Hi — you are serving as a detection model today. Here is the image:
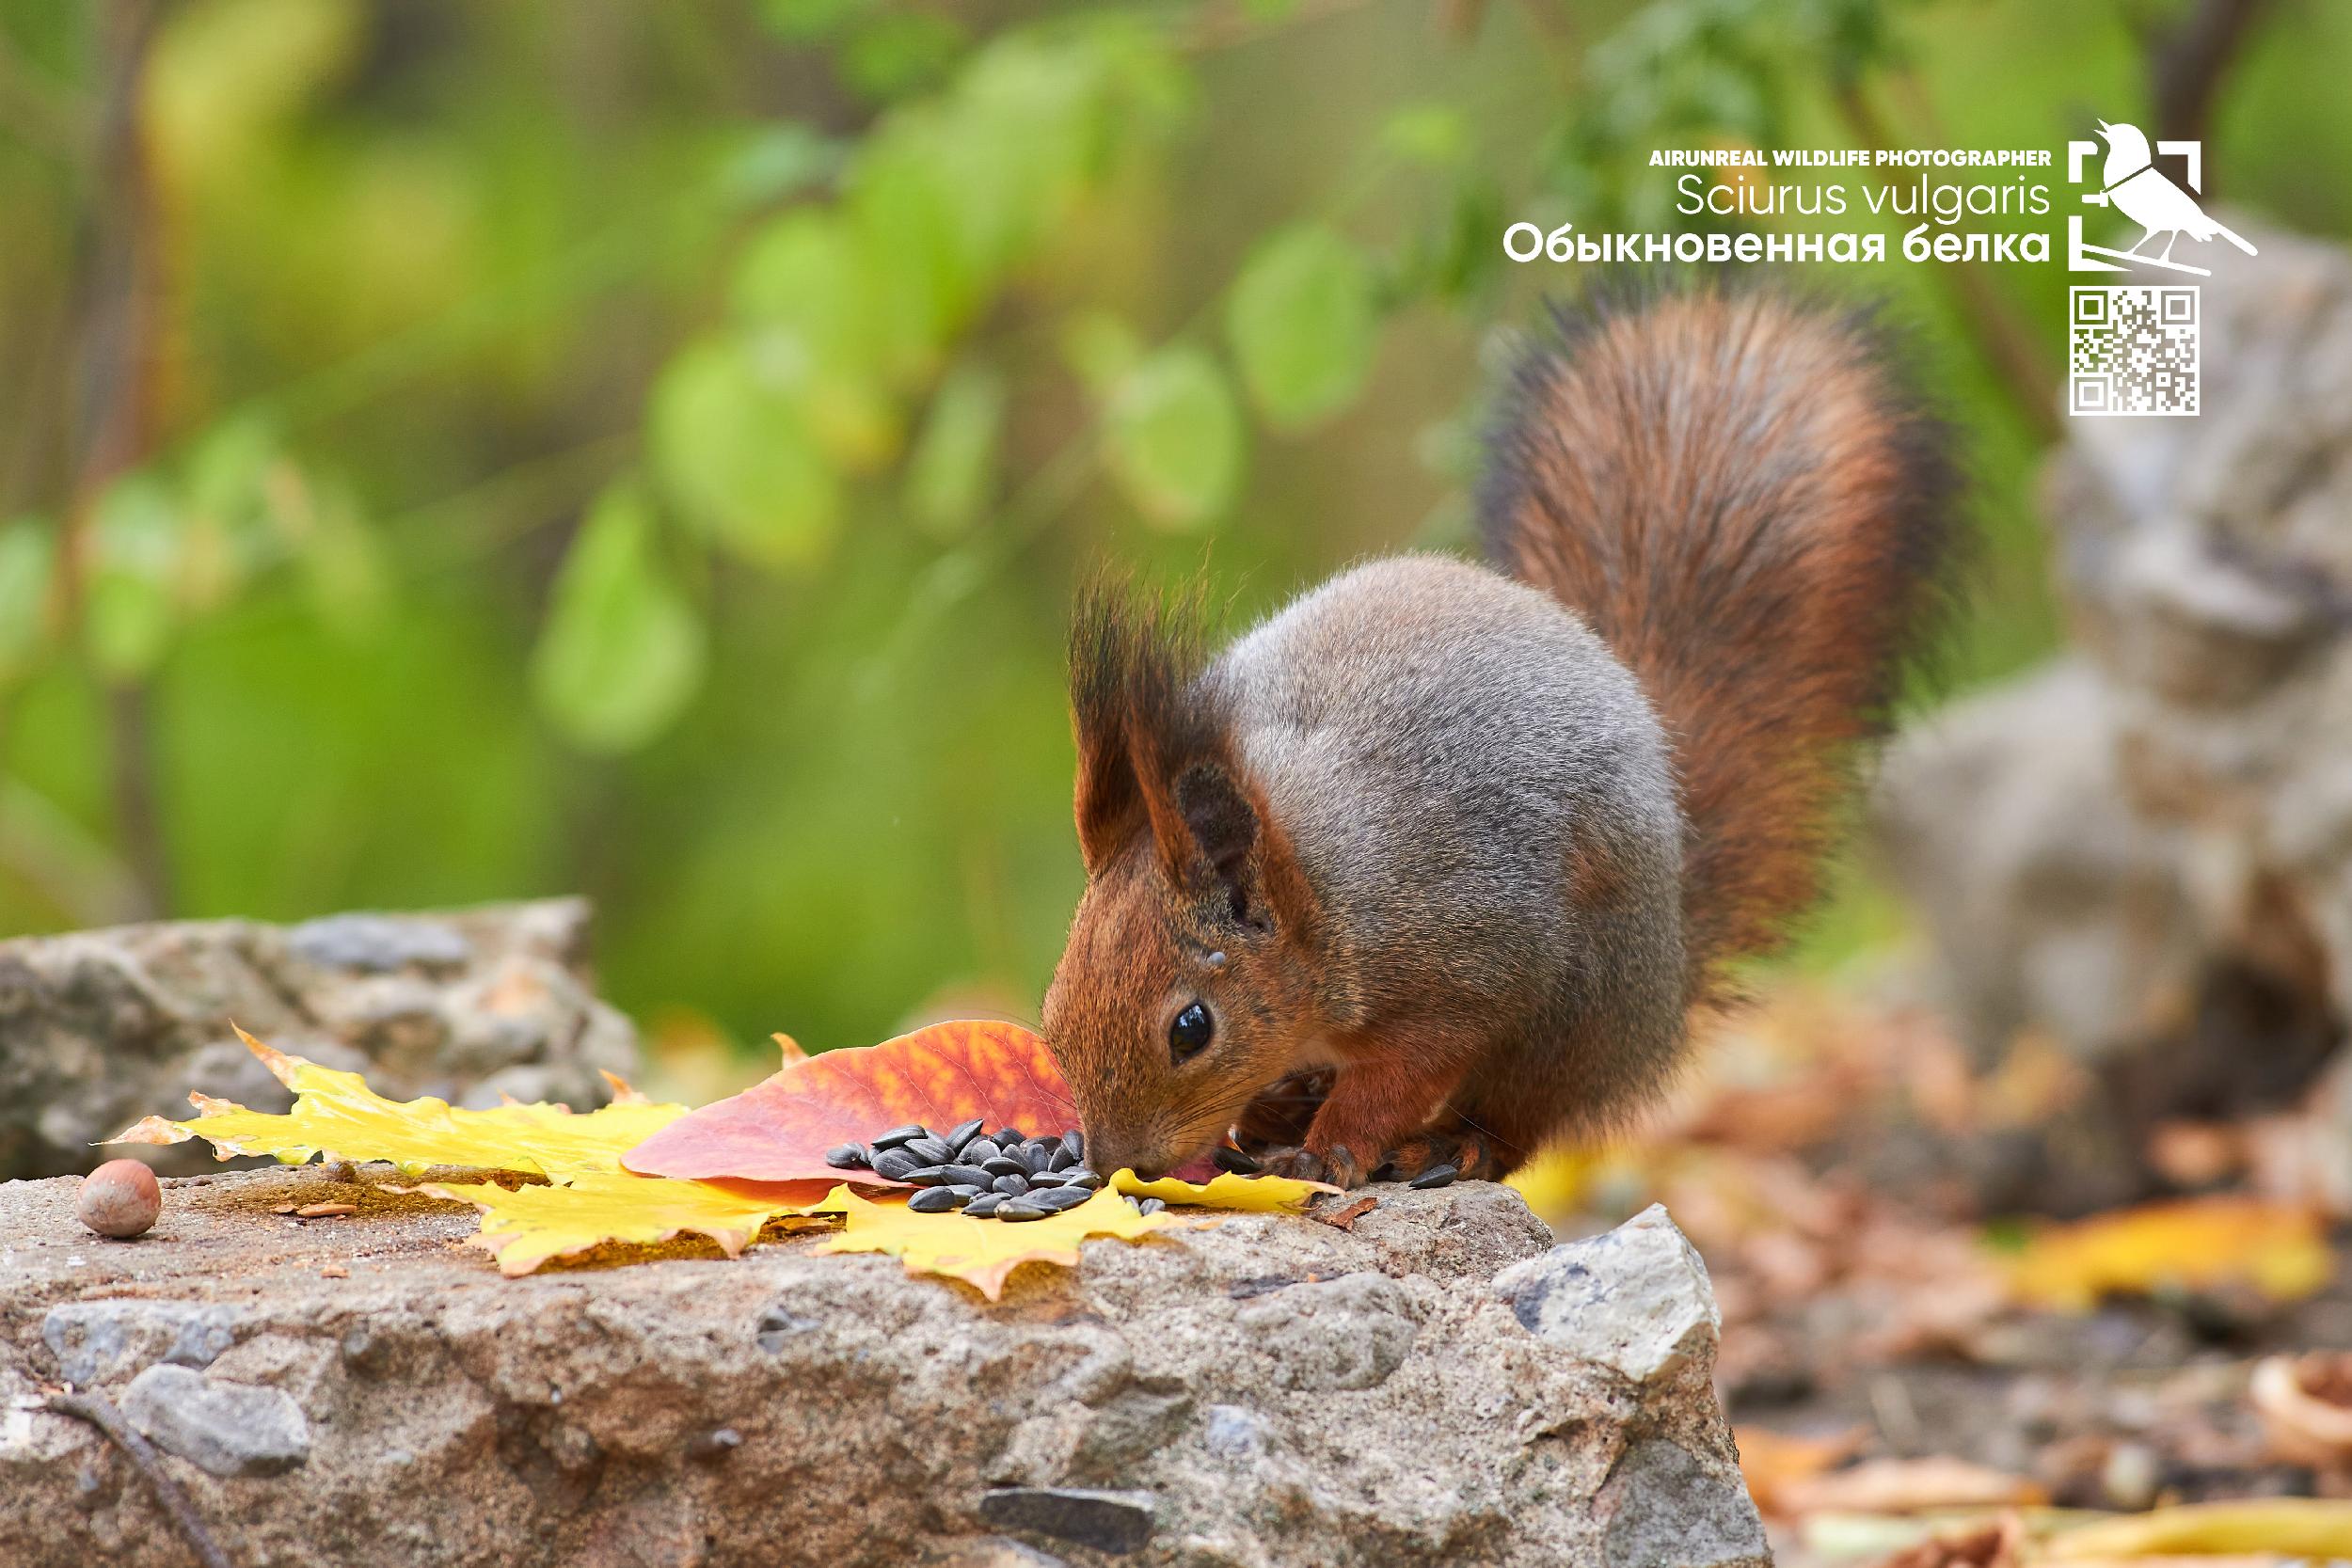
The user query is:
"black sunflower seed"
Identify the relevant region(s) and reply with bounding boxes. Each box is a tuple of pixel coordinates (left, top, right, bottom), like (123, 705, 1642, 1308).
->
(995, 1198, 1051, 1222)
(939, 1164, 993, 1188)
(1136, 1196, 1168, 1215)
(994, 1128, 1025, 1148)
(909, 1186, 970, 1212)
(1407, 1163, 1459, 1190)
(1060, 1168, 1103, 1191)
(910, 1164, 965, 1186)
(944, 1117, 985, 1152)
(993, 1173, 1030, 1197)
(905, 1136, 955, 1166)
(1020, 1143, 1055, 1175)
(1025, 1171, 1064, 1189)
(962, 1137, 1001, 1164)
(963, 1193, 1005, 1218)
(1061, 1131, 1085, 1166)
(1212, 1146, 1261, 1176)
(981, 1155, 1026, 1179)
(1030, 1185, 1092, 1212)
(825, 1144, 870, 1170)
(870, 1147, 923, 1181)
(871, 1124, 926, 1151)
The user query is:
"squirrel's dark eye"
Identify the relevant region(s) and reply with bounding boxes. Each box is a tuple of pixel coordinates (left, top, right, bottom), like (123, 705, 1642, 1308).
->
(1168, 1001, 1214, 1064)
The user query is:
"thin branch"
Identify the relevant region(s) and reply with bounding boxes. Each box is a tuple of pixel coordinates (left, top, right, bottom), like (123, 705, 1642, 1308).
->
(1836, 79, 2061, 445)
(43, 1387, 235, 1568)
(64, 0, 172, 919)
(2148, 0, 2271, 158)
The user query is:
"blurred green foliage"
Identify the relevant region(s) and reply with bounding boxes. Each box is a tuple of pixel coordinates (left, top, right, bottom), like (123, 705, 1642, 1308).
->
(0, 0, 2343, 1077)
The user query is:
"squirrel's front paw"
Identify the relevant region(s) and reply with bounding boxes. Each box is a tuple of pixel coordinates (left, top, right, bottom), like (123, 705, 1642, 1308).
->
(1259, 1144, 1366, 1188)
(1370, 1131, 1499, 1184)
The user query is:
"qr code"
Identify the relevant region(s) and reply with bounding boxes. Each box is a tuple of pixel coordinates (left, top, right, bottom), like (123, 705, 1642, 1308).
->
(2070, 286, 2199, 416)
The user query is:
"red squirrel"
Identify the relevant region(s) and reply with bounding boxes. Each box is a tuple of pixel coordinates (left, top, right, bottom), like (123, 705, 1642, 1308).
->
(1041, 287, 1957, 1187)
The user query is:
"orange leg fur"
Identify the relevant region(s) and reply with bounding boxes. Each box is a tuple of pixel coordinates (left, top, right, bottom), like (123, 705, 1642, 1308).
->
(1259, 1052, 1468, 1189)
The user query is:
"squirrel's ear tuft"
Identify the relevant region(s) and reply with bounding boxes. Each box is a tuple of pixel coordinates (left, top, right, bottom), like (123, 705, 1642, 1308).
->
(1069, 578, 1203, 876)
(1069, 586, 1145, 874)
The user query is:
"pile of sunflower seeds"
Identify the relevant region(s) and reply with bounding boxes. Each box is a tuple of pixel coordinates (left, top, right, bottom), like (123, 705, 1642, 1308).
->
(825, 1121, 1171, 1223)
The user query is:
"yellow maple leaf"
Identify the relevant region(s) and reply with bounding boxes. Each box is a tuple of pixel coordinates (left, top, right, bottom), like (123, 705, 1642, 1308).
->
(2007, 1196, 2332, 1312)
(1112, 1167, 1336, 1210)
(814, 1182, 1196, 1300)
(109, 1026, 1344, 1290)
(112, 1025, 686, 1179)
(417, 1170, 825, 1277)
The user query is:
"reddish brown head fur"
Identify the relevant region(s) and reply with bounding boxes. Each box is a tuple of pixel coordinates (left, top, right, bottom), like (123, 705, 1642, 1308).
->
(1043, 586, 1325, 1177)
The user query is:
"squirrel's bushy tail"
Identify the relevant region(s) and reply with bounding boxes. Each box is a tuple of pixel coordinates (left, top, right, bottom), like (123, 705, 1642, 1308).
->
(1479, 287, 1958, 997)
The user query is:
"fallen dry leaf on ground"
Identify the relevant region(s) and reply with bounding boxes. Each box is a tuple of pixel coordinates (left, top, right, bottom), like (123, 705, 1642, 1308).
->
(1780, 1455, 2047, 1516)
(1867, 1513, 2025, 1568)
(623, 1019, 1079, 1187)
(107, 1023, 1328, 1291)
(1736, 1424, 1867, 1516)
(2250, 1352, 2352, 1471)
(814, 1182, 1187, 1300)
(419, 1170, 824, 1277)
(2006, 1197, 2331, 1312)
(2042, 1497, 2352, 1558)
(114, 1026, 689, 1180)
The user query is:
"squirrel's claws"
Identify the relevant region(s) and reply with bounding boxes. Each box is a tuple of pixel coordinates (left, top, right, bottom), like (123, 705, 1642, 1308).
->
(1371, 1131, 1502, 1183)
(1261, 1144, 1367, 1187)
(1258, 1146, 1331, 1185)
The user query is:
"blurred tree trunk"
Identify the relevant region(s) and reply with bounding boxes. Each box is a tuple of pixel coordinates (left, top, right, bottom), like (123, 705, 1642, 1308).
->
(68, 0, 171, 920)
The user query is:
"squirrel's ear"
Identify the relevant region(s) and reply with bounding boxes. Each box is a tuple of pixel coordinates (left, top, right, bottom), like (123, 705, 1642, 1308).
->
(1168, 761, 1317, 942)
(1072, 708, 1142, 876)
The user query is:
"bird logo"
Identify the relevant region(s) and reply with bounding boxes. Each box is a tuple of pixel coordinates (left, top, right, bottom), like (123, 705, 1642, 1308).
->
(2076, 119, 2256, 274)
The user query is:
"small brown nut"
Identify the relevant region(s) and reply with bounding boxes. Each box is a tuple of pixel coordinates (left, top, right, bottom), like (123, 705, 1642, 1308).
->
(76, 1159, 161, 1239)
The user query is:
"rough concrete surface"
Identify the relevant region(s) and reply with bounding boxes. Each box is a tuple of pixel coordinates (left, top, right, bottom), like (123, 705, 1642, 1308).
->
(0, 899, 641, 1180)
(0, 1163, 1767, 1568)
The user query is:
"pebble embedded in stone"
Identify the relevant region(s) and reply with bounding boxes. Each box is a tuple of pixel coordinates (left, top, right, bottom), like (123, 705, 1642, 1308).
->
(75, 1159, 161, 1239)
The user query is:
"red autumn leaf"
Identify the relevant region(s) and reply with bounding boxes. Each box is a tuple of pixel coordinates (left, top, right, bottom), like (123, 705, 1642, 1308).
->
(622, 1019, 1080, 1188)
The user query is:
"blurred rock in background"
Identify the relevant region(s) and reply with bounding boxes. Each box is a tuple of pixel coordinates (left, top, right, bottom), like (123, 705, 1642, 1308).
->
(0, 897, 639, 1180)
(1876, 225, 2352, 1213)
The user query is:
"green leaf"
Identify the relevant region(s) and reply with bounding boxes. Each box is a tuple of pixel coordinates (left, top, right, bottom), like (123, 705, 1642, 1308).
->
(296, 472, 391, 641)
(1226, 224, 1379, 430)
(649, 338, 843, 570)
(904, 363, 1003, 539)
(85, 473, 181, 681)
(729, 212, 897, 467)
(1104, 346, 1244, 531)
(532, 482, 707, 754)
(0, 517, 56, 683)
(1380, 103, 1470, 167)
